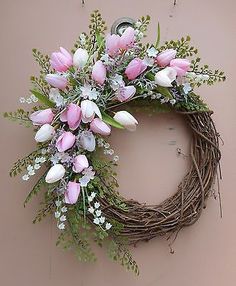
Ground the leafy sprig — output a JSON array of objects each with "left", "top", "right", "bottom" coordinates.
[{"left": 3, "top": 109, "right": 32, "bottom": 128}]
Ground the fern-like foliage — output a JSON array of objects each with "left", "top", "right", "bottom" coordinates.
[
  {"left": 30, "top": 75, "right": 50, "bottom": 96},
  {"left": 24, "top": 170, "right": 49, "bottom": 207},
  {"left": 32, "top": 48, "right": 52, "bottom": 75},
  {"left": 3, "top": 109, "right": 32, "bottom": 128},
  {"left": 136, "top": 15, "right": 151, "bottom": 36},
  {"left": 108, "top": 240, "right": 139, "bottom": 275},
  {"left": 160, "top": 36, "right": 198, "bottom": 58},
  {"left": 9, "top": 149, "right": 45, "bottom": 177}
]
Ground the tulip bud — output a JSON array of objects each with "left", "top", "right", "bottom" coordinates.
[
  {"left": 29, "top": 108, "right": 54, "bottom": 126},
  {"left": 73, "top": 48, "right": 89, "bottom": 69},
  {"left": 50, "top": 47, "right": 73, "bottom": 72},
  {"left": 92, "top": 60, "right": 106, "bottom": 85},
  {"left": 60, "top": 103, "right": 82, "bottom": 130},
  {"left": 79, "top": 131, "right": 96, "bottom": 152},
  {"left": 56, "top": 131, "right": 76, "bottom": 152},
  {"left": 90, "top": 118, "right": 111, "bottom": 136},
  {"left": 155, "top": 49, "right": 177, "bottom": 67},
  {"left": 125, "top": 58, "right": 147, "bottom": 80},
  {"left": 64, "top": 181, "right": 80, "bottom": 204},
  {"left": 73, "top": 155, "right": 89, "bottom": 173},
  {"left": 45, "top": 74, "right": 68, "bottom": 90},
  {"left": 45, "top": 164, "right": 65, "bottom": 183},
  {"left": 105, "top": 34, "right": 121, "bottom": 56},
  {"left": 116, "top": 85, "right": 136, "bottom": 102},
  {"left": 120, "top": 27, "right": 135, "bottom": 50},
  {"left": 170, "top": 58, "right": 191, "bottom": 76},
  {"left": 155, "top": 67, "right": 177, "bottom": 87},
  {"left": 81, "top": 100, "right": 102, "bottom": 123},
  {"left": 35, "top": 124, "right": 55, "bottom": 142},
  {"left": 113, "top": 111, "right": 138, "bottom": 131}
]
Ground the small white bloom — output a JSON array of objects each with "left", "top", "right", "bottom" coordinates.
[
  {"left": 147, "top": 47, "right": 158, "bottom": 58},
  {"left": 22, "top": 174, "right": 30, "bottom": 181},
  {"left": 28, "top": 169, "right": 35, "bottom": 176},
  {"left": 55, "top": 211, "right": 61, "bottom": 218},
  {"left": 99, "top": 216, "right": 105, "bottom": 224},
  {"left": 55, "top": 200, "right": 62, "bottom": 207},
  {"left": 80, "top": 84, "right": 100, "bottom": 100},
  {"left": 39, "top": 156, "right": 47, "bottom": 163},
  {"left": 34, "top": 164, "right": 41, "bottom": 170},
  {"left": 113, "top": 155, "right": 119, "bottom": 162},
  {"left": 41, "top": 149, "right": 47, "bottom": 155},
  {"left": 202, "top": 74, "right": 210, "bottom": 81},
  {"left": 183, "top": 83, "right": 192, "bottom": 94},
  {"left": 90, "top": 192, "right": 96, "bottom": 199},
  {"left": 186, "top": 72, "right": 196, "bottom": 79},
  {"left": 49, "top": 88, "right": 64, "bottom": 107},
  {"left": 26, "top": 98, "right": 32, "bottom": 104},
  {"left": 95, "top": 210, "right": 102, "bottom": 217},
  {"left": 105, "top": 222, "right": 112, "bottom": 230},
  {"left": 61, "top": 206, "right": 67, "bottom": 213},
  {"left": 100, "top": 54, "right": 110, "bottom": 64},
  {"left": 58, "top": 223, "right": 65, "bottom": 230},
  {"left": 80, "top": 33, "right": 86, "bottom": 45},
  {"left": 97, "top": 138, "right": 104, "bottom": 147},
  {"left": 135, "top": 21, "right": 142, "bottom": 28},
  {"left": 107, "top": 149, "right": 114, "bottom": 155},
  {"left": 82, "top": 167, "right": 95, "bottom": 180},
  {"left": 93, "top": 217, "right": 100, "bottom": 225},
  {"left": 60, "top": 215, "right": 67, "bottom": 222},
  {"left": 110, "top": 74, "right": 125, "bottom": 91},
  {"left": 170, "top": 99, "right": 176, "bottom": 105},
  {"left": 88, "top": 207, "right": 95, "bottom": 214},
  {"left": 94, "top": 202, "right": 100, "bottom": 209},
  {"left": 79, "top": 175, "right": 90, "bottom": 187},
  {"left": 19, "top": 97, "right": 25, "bottom": 103},
  {"left": 30, "top": 94, "right": 38, "bottom": 102},
  {"left": 27, "top": 165, "right": 34, "bottom": 172},
  {"left": 104, "top": 143, "right": 110, "bottom": 149},
  {"left": 88, "top": 196, "right": 94, "bottom": 203},
  {"left": 143, "top": 56, "right": 155, "bottom": 67}
]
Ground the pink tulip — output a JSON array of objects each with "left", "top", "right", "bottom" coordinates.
[
  {"left": 65, "top": 181, "right": 80, "bottom": 204},
  {"left": 156, "top": 49, "right": 177, "bottom": 67},
  {"left": 105, "top": 34, "right": 121, "bottom": 56},
  {"left": 45, "top": 74, "right": 68, "bottom": 90},
  {"left": 73, "top": 154, "right": 89, "bottom": 173},
  {"left": 90, "top": 118, "right": 111, "bottom": 136},
  {"left": 60, "top": 103, "right": 82, "bottom": 130},
  {"left": 120, "top": 27, "right": 135, "bottom": 50},
  {"left": 170, "top": 58, "right": 191, "bottom": 76},
  {"left": 92, "top": 60, "right": 106, "bottom": 85},
  {"left": 125, "top": 58, "right": 147, "bottom": 80},
  {"left": 29, "top": 108, "right": 54, "bottom": 125},
  {"left": 56, "top": 131, "right": 75, "bottom": 152},
  {"left": 116, "top": 85, "right": 136, "bottom": 102},
  {"left": 50, "top": 47, "right": 73, "bottom": 72}
]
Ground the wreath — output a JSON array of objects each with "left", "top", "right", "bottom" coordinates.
[{"left": 5, "top": 11, "right": 225, "bottom": 274}]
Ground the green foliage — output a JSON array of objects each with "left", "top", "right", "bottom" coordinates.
[
  {"left": 155, "top": 22, "right": 161, "bottom": 48},
  {"left": 33, "top": 190, "right": 56, "bottom": 223},
  {"left": 30, "top": 75, "right": 50, "bottom": 95},
  {"left": 136, "top": 15, "right": 151, "bottom": 36},
  {"left": 3, "top": 109, "right": 32, "bottom": 128},
  {"left": 30, "top": 90, "right": 55, "bottom": 108},
  {"left": 160, "top": 35, "right": 198, "bottom": 58},
  {"left": 24, "top": 171, "right": 48, "bottom": 207},
  {"left": 9, "top": 149, "right": 44, "bottom": 177},
  {"left": 176, "top": 92, "right": 209, "bottom": 112},
  {"left": 190, "top": 57, "right": 226, "bottom": 87},
  {"left": 32, "top": 48, "right": 52, "bottom": 74},
  {"left": 107, "top": 240, "right": 139, "bottom": 275}
]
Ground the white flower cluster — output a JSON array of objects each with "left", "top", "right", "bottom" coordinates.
[
  {"left": 19, "top": 94, "right": 38, "bottom": 104},
  {"left": 97, "top": 138, "right": 119, "bottom": 162},
  {"left": 79, "top": 166, "right": 95, "bottom": 187},
  {"left": 87, "top": 192, "right": 112, "bottom": 230},
  {"left": 22, "top": 156, "right": 47, "bottom": 181},
  {"left": 186, "top": 72, "right": 210, "bottom": 84},
  {"left": 55, "top": 199, "right": 68, "bottom": 230}
]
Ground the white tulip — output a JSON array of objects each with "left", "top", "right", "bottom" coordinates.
[
  {"left": 81, "top": 100, "right": 102, "bottom": 123},
  {"left": 34, "top": 124, "right": 55, "bottom": 143},
  {"left": 45, "top": 164, "right": 65, "bottom": 183},
  {"left": 113, "top": 111, "right": 138, "bottom": 132},
  {"left": 79, "top": 131, "right": 96, "bottom": 152},
  {"left": 155, "top": 67, "right": 177, "bottom": 87},
  {"left": 73, "top": 48, "right": 89, "bottom": 69}
]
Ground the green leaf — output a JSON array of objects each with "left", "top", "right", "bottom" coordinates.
[
  {"left": 155, "top": 22, "right": 161, "bottom": 48},
  {"left": 155, "top": 86, "right": 173, "bottom": 99},
  {"left": 101, "top": 111, "right": 124, "bottom": 129},
  {"left": 30, "top": 90, "right": 55, "bottom": 107}
]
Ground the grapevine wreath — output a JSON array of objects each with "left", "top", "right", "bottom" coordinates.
[{"left": 5, "top": 11, "right": 225, "bottom": 274}]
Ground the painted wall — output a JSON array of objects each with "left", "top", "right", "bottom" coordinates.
[{"left": 1, "top": 0, "right": 235, "bottom": 285}]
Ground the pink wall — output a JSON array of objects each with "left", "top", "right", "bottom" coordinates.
[{"left": 1, "top": 0, "right": 235, "bottom": 285}]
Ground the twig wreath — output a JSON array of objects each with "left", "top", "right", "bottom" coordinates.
[{"left": 5, "top": 11, "right": 225, "bottom": 274}]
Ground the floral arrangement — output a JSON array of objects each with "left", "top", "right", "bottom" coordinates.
[{"left": 5, "top": 11, "right": 225, "bottom": 274}]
